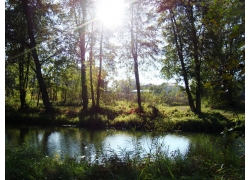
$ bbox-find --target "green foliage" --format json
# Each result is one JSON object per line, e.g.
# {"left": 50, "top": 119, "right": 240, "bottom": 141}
{"left": 201, "top": 0, "right": 245, "bottom": 109}
{"left": 159, "top": 0, "right": 244, "bottom": 111}
{"left": 5, "top": 90, "right": 20, "bottom": 111}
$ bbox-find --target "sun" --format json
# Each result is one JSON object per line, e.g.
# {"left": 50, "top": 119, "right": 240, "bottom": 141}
{"left": 96, "top": 0, "right": 126, "bottom": 29}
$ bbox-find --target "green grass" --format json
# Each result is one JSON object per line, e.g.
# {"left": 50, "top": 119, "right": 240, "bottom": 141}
{"left": 5, "top": 101, "right": 245, "bottom": 133}
{"left": 6, "top": 134, "right": 245, "bottom": 180}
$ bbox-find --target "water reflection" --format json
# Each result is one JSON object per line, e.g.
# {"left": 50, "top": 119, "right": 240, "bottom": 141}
{"left": 5, "top": 126, "right": 244, "bottom": 163}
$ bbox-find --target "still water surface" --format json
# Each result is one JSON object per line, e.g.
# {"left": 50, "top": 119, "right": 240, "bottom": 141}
{"left": 5, "top": 126, "right": 244, "bottom": 163}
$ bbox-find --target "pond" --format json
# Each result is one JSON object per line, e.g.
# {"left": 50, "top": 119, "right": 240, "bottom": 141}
{"left": 5, "top": 125, "right": 244, "bottom": 163}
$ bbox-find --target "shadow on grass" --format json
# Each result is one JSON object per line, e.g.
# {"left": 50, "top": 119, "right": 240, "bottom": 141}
{"left": 5, "top": 107, "right": 78, "bottom": 127}
{"left": 173, "top": 112, "right": 240, "bottom": 133}
{"left": 6, "top": 105, "right": 245, "bottom": 133}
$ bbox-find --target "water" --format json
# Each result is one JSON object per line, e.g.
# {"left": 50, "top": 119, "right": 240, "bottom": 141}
{"left": 5, "top": 125, "right": 244, "bottom": 163}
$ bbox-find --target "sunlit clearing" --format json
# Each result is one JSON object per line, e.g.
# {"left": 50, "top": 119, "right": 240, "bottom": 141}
{"left": 96, "top": 0, "right": 126, "bottom": 29}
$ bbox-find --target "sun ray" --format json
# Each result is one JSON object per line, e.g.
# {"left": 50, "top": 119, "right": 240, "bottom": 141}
{"left": 96, "top": 0, "right": 126, "bottom": 29}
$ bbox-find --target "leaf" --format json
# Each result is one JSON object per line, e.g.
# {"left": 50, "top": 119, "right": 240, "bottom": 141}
{"left": 240, "top": 67, "right": 245, "bottom": 75}
{"left": 229, "top": 31, "right": 240, "bottom": 39}
{"left": 229, "top": 24, "right": 241, "bottom": 39}
{"left": 215, "top": 168, "right": 223, "bottom": 173}
{"left": 233, "top": 24, "right": 241, "bottom": 32}
{"left": 238, "top": 41, "right": 245, "bottom": 49}
{"left": 204, "top": 82, "right": 212, "bottom": 88}
{"left": 222, "top": 74, "right": 233, "bottom": 80}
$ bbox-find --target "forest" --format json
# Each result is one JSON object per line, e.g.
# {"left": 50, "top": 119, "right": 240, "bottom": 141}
{"left": 6, "top": 0, "right": 245, "bottom": 128}
{"left": 5, "top": 0, "right": 245, "bottom": 179}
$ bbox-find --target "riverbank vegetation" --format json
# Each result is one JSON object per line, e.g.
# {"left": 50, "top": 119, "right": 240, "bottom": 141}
{"left": 6, "top": 100, "right": 245, "bottom": 133}
{"left": 6, "top": 133, "right": 244, "bottom": 180}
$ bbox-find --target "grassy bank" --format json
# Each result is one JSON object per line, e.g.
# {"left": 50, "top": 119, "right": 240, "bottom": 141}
{"left": 5, "top": 134, "right": 244, "bottom": 180}
{"left": 5, "top": 101, "right": 245, "bottom": 133}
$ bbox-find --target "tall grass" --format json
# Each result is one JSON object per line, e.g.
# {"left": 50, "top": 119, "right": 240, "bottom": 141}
{"left": 6, "top": 134, "right": 244, "bottom": 180}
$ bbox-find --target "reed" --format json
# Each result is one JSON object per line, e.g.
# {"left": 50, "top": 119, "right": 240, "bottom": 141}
{"left": 6, "top": 133, "right": 244, "bottom": 180}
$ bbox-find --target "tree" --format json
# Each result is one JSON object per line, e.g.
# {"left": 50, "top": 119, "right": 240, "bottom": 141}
{"left": 158, "top": 0, "right": 211, "bottom": 114}
{"left": 79, "top": 0, "right": 89, "bottom": 111}
{"left": 22, "top": 0, "right": 54, "bottom": 112}
{"left": 130, "top": 1, "right": 142, "bottom": 111}
{"left": 95, "top": 26, "right": 117, "bottom": 108}
{"left": 89, "top": 21, "right": 96, "bottom": 108}
{"left": 119, "top": 0, "right": 161, "bottom": 112}
{"left": 201, "top": 0, "right": 245, "bottom": 109}
{"left": 158, "top": 0, "right": 244, "bottom": 112}
{"left": 5, "top": 0, "right": 31, "bottom": 109}
{"left": 96, "top": 25, "right": 104, "bottom": 109}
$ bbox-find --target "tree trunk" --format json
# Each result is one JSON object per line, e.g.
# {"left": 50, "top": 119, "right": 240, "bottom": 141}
{"left": 79, "top": 0, "right": 88, "bottom": 111}
{"left": 37, "top": 88, "right": 40, "bottom": 107}
{"left": 131, "top": 3, "right": 142, "bottom": 112}
{"left": 170, "top": 9, "right": 196, "bottom": 112}
{"left": 188, "top": 3, "right": 201, "bottom": 114}
{"left": 19, "top": 49, "right": 30, "bottom": 109}
{"left": 96, "top": 26, "right": 104, "bottom": 109}
{"left": 89, "top": 22, "right": 95, "bottom": 108}
{"left": 134, "top": 58, "right": 142, "bottom": 111}
{"left": 22, "top": 0, "right": 53, "bottom": 112}
{"left": 18, "top": 45, "right": 26, "bottom": 109}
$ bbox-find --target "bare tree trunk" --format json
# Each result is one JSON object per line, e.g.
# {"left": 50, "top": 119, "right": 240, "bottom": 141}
{"left": 134, "top": 57, "right": 142, "bottom": 111}
{"left": 79, "top": 0, "right": 88, "bottom": 111}
{"left": 131, "top": 3, "right": 142, "bottom": 112}
{"left": 22, "top": 0, "right": 53, "bottom": 112}
{"left": 37, "top": 88, "right": 40, "bottom": 107}
{"left": 89, "top": 22, "right": 95, "bottom": 108}
{"left": 188, "top": 3, "right": 201, "bottom": 114}
{"left": 170, "top": 9, "right": 196, "bottom": 112}
{"left": 96, "top": 25, "right": 103, "bottom": 109}
{"left": 19, "top": 45, "right": 30, "bottom": 109}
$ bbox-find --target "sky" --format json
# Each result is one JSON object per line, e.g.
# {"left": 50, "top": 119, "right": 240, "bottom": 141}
{"left": 108, "top": 62, "right": 176, "bottom": 87}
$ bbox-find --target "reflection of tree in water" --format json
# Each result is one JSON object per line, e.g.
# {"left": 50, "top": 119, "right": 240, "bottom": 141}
{"left": 41, "top": 128, "right": 56, "bottom": 156}
{"left": 78, "top": 129, "right": 109, "bottom": 163}
{"left": 60, "top": 127, "right": 82, "bottom": 158}
{"left": 7, "top": 127, "right": 243, "bottom": 165}
{"left": 19, "top": 127, "right": 29, "bottom": 144}
{"left": 5, "top": 127, "right": 27, "bottom": 145}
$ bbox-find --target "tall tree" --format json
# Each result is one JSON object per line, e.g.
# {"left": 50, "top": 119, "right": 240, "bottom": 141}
{"left": 158, "top": 0, "right": 244, "bottom": 112}
{"left": 169, "top": 8, "right": 196, "bottom": 112}
{"left": 79, "top": 0, "right": 89, "bottom": 111}
{"left": 89, "top": 21, "right": 96, "bottom": 108}
{"left": 22, "top": 0, "right": 54, "bottom": 112}
{"left": 96, "top": 25, "right": 103, "bottom": 109}
{"left": 201, "top": 0, "right": 245, "bottom": 109}
{"left": 158, "top": 0, "right": 207, "bottom": 114}
{"left": 67, "top": 0, "right": 90, "bottom": 110}
{"left": 130, "top": 1, "right": 142, "bottom": 111}
{"left": 6, "top": 0, "right": 31, "bottom": 109}
{"left": 119, "top": 0, "right": 161, "bottom": 112}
